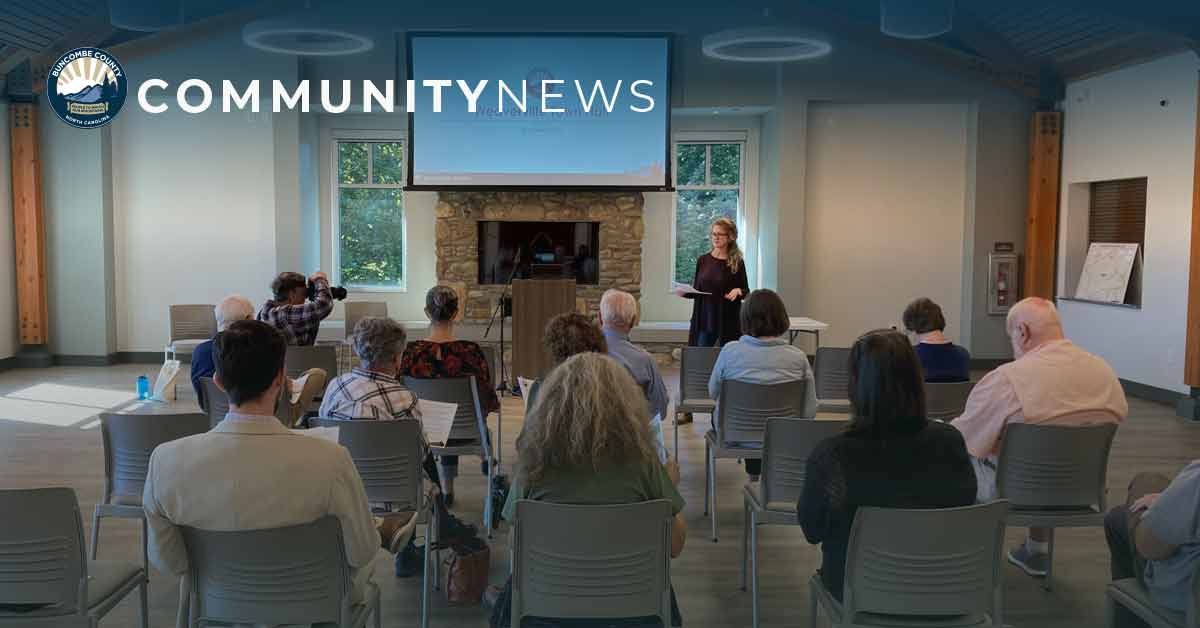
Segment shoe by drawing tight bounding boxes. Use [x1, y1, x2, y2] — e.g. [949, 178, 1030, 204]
[748, 474, 761, 483]
[443, 492, 455, 507]
[676, 412, 694, 425]
[394, 541, 424, 578]
[376, 512, 416, 553]
[438, 511, 478, 546]
[483, 584, 502, 610]
[1007, 543, 1048, 577]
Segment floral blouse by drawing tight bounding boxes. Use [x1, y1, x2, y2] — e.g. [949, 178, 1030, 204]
[399, 340, 501, 414]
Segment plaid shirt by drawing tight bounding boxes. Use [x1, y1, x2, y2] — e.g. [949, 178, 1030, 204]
[319, 367, 424, 435]
[256, 278, 333, 346]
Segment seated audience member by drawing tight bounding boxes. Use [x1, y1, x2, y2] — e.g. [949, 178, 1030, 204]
[400, 285, 500, 506]
[951, 297, 1127, 577]
[903, 297, 970, 382]
[798, 329, 977, 602]
[600, 289, 669, 462]
[493, 352, 686, 627]
[191, 294, 254, 404]
[708, 289, 818, 478]
[1105, 463, 1200, 627]
[143, 321, 408, 606]
[321, 316, 441, 577]
[524, 311, 608, 408]
[257, 271, 334, 346]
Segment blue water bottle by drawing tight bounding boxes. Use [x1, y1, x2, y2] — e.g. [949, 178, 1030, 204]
[136, 375, 150, 400]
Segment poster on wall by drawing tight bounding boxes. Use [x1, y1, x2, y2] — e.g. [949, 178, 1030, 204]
[1074, 242, 1139, 304]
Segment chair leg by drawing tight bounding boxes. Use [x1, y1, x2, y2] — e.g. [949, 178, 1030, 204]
[373, 587, 383, 628]
[709, 450, 719, 543]
[809, 576, 819, 628]
[90, 510, 101, 560]
[1104, 593, 1116, 628]
[703, 439, 710, 516]
[1043, 528, 1056, 592]
[741, 500, 749, 591]
[421, 521, 432, 628]
[673, 414, 679, 461]
[141, 516, 149, 574]
[138, 578, 148, 628]
[484, 455, 494, 539]
[750, 517, 759, 628]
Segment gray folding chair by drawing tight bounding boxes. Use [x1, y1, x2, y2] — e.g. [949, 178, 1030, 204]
[674, 346, 721, 459]
[479, 343, 504, 465]
[313, 418, 434, 628]
[1106, 561, 1198, 628]
[996, 419, 1119, 591]
[814, 346, 852, 413]
[402, 375, 497, 537]
[810, 501, 1010, 628]
[512, 500, 673, 628]
[0, 487, 148, 628]
[742, 417, 847, 628]
[344, 302, 389, 342]
[165, 304, 216, 361]
[178, 515, 380, 628]
[286, 344, 340, 380]
[925, 381, 976, 422]
[94, 412, 210, 573]
[704, 379, 809, 542]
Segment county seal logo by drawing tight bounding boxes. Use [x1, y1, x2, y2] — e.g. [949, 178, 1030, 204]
[47, 47, 128, 129]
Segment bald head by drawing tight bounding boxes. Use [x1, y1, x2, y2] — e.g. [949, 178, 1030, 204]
[1006, 297, 1064, 357]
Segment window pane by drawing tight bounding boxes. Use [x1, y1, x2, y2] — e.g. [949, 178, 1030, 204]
[674, 189, 739, 284]
[339, 188, 404, 287]
[338, 142, 368, 184]
[676, 144, 705, 186]
[372, 142, 404, 184]
[710, 143, 740, 185]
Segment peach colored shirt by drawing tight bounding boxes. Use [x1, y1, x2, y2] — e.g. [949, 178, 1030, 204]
[951, 339, 1127, 459]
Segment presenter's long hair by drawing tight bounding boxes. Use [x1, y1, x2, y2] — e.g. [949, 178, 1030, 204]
[516, 352, 656, 485]
[711, 217, 743, 274]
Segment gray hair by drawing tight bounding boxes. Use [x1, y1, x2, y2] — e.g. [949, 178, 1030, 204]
[353, 317, 407, 369]
[599, 289, 638, 331]
[214, 294, 255, 332]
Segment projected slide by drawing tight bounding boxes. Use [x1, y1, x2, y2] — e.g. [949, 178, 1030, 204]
[408, 35, 670, 188]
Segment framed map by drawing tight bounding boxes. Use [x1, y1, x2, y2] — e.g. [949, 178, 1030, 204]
[1074, 242, 1139, 304]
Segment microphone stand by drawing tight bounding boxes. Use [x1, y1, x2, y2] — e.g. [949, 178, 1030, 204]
[485, 249, 522, 465]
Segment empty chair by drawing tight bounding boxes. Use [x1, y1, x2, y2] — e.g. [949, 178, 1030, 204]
[402, 376, 496, 536]
[0, 487, 148, 628]
[810, 501, 1010, 628]
[344, 301, 389, 342]
[94, 412, 210, 572]
[742, 418, 847, 628]
[814, 346, 852, 412]
[704, 379, 808, 542]
[165, 304, 217, 361]
[286, 344, 339, 380]
[512, 500, 673, 628]
[178, 515, 380, 628]
[1107, 561, 1200, 628]
[925, 380, 976, 422]
[673, 346, 721, 458]
[996, 420, 1119, 591]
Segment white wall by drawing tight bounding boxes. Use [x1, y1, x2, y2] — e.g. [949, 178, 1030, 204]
[1055, 51, 1200, 393]
[802, 103, 970, 347]
[0, 101, 15, 360]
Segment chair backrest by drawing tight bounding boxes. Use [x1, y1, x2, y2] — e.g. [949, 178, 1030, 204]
[0, 488, 87, 614]
[480, 344, 499, 382]
[512, 500, 672, 627]
[717, 379, 809, 445]
[99, 412, 209, 503]
[760, 418, 848, 506]
[311, 418, 425, 510]
[200, 377, 230, 427]
[925, 381, 976, 422]
[814, 347, 851, 400]
[285, 344, 339, 380]
[844, 501, 1009, 621]
[402, 376, 487, 443]
[679, 346, 720, 402]
[169, 304, 217, 344]
[344, 302, 389, 341]
[996, 420, 1118, 510]
[180, 515, 351, 627]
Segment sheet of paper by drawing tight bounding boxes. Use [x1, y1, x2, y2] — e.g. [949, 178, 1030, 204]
[289, 373, 310, 405]
[420, 399, 458, 446]
[518, 377, 536, 411]
[293, 426, 340, 444]
[672, 281, 710, 296]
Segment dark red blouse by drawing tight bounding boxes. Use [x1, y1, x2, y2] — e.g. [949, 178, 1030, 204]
[399, 340, 501, 413]
[686, 253, 749, 346]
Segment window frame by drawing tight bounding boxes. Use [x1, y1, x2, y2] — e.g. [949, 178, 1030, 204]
[329, 129, 408, 293]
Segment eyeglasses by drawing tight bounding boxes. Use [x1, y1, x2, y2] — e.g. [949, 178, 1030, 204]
[710, 232, 730, 239]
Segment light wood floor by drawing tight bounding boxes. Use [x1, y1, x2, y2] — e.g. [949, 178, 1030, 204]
[1, 363, 1198, 627]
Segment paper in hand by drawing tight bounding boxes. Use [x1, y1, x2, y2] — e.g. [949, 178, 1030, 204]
[419, 399, 458, 446]
[289, 374, 310, 405]
[672, 281, 710, 296]
[518, 377, 536, 411]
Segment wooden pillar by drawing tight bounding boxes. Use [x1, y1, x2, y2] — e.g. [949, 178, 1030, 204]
[1182, 75, 1200, 412]
[1023, 111, 1062, 300]
[9, 102, 49, 346]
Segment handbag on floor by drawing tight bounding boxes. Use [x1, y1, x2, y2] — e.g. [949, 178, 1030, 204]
[445, 536, 490, 605]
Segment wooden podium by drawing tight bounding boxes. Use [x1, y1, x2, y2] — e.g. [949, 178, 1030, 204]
[512, 279, 576, 380]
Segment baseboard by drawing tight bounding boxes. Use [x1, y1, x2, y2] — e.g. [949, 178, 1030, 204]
[1119, 378, 1185, 407]
[0, 356, 16, 372]
[969, 357, 1010, 371]
[53, 354, 119, 367]
[115, 352, 166, 364]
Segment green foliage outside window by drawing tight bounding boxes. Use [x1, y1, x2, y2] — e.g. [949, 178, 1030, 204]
[674, 143, 742, 285]
[338, 141, 405, 288]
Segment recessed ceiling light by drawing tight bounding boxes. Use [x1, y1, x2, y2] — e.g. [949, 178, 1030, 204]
[243, 13, 374, 56]
[880, 0, 955, 40]
[702, 28, 832, 63]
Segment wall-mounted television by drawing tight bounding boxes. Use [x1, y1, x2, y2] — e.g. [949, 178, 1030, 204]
[478, 221, 599, 285]
[406, 33, 672, 191]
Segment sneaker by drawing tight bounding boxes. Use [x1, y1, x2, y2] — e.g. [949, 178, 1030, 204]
[376, 512, 416, 553]
[676, 412, 694, 425]
[443, 492, 455, 507]
[482, 584, 503, 610]
[1007, 543, 1048, 577]
[438, 512, 478, 546]
[394, 541, 424, 578]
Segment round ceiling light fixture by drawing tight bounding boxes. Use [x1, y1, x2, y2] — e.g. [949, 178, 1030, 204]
[880, 0, 955, 40]
[702, 28, 832, 63]
[242, 14, 374, 56]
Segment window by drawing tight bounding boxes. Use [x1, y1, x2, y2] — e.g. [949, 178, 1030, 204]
[673, 141, 743, 285]
[334, 140, 406, 290]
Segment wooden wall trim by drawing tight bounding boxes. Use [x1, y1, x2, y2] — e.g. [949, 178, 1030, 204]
[1184, 74, 1200, 387]
[1023, 111, 1063, 300]
[9, 103, 49, 346]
